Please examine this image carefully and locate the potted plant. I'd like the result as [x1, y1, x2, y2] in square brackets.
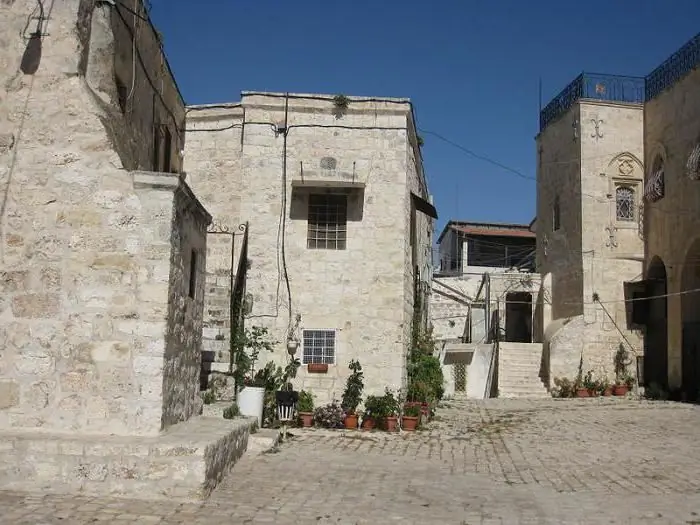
[313, 401, 344, 429]
[362, 395, 382, 430]
[613, 344, 634, 395]
[580, 370, 599, 397]
[382, 388, 399, 432]
[297, 390, 314, 427]
[402, 404, 421, 431]
[233, 326, 276, 427]
[600, 377, 612, 396]
[341, 360, 364, 429]
[614, 373, 634, 396]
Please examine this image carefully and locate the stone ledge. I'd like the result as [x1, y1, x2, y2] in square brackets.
[132, 170, 213, 226]
[0, 416, 256, 501]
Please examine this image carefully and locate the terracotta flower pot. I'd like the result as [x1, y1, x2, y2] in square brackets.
[402, 416, 419, 431]
[344, 413, 358, 429]
[385, 416, 398, 432]
[613, 384, 630, 396]
[576, 388, 589, 398]
[299, 412, 313, 428]
[307, 363, 328, 374]
[603, 387, 613, 396]
[361, 417, 375, 431]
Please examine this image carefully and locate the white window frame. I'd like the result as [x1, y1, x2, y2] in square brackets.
[301, 329, 337, 365]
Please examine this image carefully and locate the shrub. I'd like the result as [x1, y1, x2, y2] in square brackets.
[297, 390, 314, 413]
[341, 360, 364, 414]
[223, 403, 240, 419]
[314, 401, 344, 428]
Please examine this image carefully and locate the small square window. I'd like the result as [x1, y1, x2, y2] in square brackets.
[302, 329, 336, 365]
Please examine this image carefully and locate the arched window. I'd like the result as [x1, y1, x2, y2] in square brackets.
[552, 195, 561, 231]
[615, 186, 635, 221]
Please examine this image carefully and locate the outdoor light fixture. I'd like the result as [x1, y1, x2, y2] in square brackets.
[286, 339, 299, 356]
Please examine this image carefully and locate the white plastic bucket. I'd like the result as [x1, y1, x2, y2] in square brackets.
[237, 386, 265, 427]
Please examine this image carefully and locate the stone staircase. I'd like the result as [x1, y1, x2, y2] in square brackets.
[497, 342, 550, 398]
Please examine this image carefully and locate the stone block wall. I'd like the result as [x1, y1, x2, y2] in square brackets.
[536, 104, 584, 320]
[537, 100, 644, 384]
[160, 180, 210, 428]
[645, 66, 700, 388]
[0, 1, 211, 435]
[184, 93, 430, 404]
[184, 105, 244, 390]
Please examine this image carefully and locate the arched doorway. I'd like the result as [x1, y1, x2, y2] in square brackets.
[645, 257, 668, 389]
[681, 239, 700, 401]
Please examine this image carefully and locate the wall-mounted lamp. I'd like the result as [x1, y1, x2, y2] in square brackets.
[286, 339, 299, 356]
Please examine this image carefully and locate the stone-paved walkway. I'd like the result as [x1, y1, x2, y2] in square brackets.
[3, 398, 700, 524]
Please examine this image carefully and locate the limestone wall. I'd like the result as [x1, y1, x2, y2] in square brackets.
[183, 105, 245, 384]
[0, 1, 210, 435]
[184, 93, 429, 404]
[645, 66, 700, 388]
[536, 104, 584, 320]
[537, 100, 644, 384]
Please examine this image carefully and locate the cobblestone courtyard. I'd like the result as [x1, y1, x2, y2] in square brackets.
[2, 398, 700, 524]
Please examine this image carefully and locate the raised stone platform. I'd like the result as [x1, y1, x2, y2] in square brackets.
[0, 415, 256, 501]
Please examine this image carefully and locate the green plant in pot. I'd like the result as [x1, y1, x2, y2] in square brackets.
[362, 395, 383, 431]
[402, 403, 421, 431]
[382, 388, 399, 432]
[341, 360, 364, 429]
[297, 390, 315, 428]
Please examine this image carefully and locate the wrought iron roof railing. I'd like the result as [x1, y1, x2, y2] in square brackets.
[646, 33, 700, 101]
[539, 73, 645, 132]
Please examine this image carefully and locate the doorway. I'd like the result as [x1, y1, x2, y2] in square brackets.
[505, 292, 533, 343]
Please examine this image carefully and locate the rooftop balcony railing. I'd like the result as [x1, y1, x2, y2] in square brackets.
[539, 73, 645, 132]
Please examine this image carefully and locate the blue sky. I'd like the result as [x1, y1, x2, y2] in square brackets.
[151, 0, 700, 238]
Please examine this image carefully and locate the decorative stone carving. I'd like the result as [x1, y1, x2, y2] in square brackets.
[591, 118, 604, 141]
[618, 158, 634, 176]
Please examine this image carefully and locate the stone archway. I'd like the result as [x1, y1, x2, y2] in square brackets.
[645, 256, 668, 389]
[681, 239, 700, 401]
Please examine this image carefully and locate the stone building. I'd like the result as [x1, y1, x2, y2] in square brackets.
[0, 0, 252, 499]
[432, 221, 545, 398]
[534, 73, 646, 385]
[637, 33, 700, 400]
[536, 32, 700, 400]
[185, 93, 435, 404]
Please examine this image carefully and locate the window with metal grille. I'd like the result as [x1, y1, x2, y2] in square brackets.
[307, 194, 347, 250]
[615, 186, 635, 221]
[302, 330, 336, 364]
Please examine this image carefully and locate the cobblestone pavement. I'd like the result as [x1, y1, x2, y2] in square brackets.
[3, 398, 700, 524]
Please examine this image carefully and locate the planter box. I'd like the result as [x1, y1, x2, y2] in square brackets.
[307, 363, 328, 374]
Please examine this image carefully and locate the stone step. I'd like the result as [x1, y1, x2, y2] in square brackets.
[0, 416, 257, 501]
[499, 378, 546, 386]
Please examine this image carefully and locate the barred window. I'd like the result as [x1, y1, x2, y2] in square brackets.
[302, 330, 336, 365]
[307, 194, 347, 250]
[615, 186, 635, 221]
